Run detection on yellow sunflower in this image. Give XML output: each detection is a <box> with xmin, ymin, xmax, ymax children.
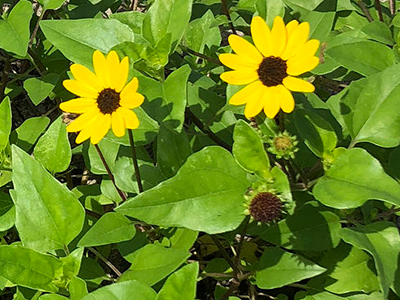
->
<box><xmin>60</xmin><ymin>50</ymin><xmax>144</xmax><ymax>144</ymax></box>
<box><xmin>219</xmin><ymin>16</ymin><xmax>320</xmax><ymax>119</ymax></box>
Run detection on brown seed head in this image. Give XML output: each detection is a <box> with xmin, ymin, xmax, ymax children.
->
<box><xmin>249</xmin><ymin>192</ymin><xmax>282</xmax><ymax>223</ymax></box>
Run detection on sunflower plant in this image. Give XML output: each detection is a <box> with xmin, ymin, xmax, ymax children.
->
<box><xmin>1</xmin><ymin>0</ymin><xmax>400</xmax><ymax>299</ymax></box>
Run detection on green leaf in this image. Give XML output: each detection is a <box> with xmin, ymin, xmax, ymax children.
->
<box><xmin>342</xmin><ymin>64</ymin><xmax>400</xmax><ymax>147</ymax></box>
<box><xmin>293</xmin><ymin>108</ymin><xmax>337</xmax><ymax>158</ymax></box>
<box><xmin>38</xmin><ymin>0</ymin><xmax>65</xmax><ymax>10</ymax></box>
<box><xmin>23</xmin><ymin>74</ymin><xmax>59</xmax><ymax>106</ymax></box>
<box><xmin>157</xmin><ymin>124</ymin><xmax>192</xmax><ymax>178</ymax></box>
<box><xmin>60</xmin><ymin>248</ymin><xmax>84</xmax><ymax>283</ymax></box>
<box><xmin>34</xmin><ymin>117</ymin><xmax>72</xmax><ymax>173</ymax></box>
<box><xmin>326</xmin><ymin>39</ymin><xmax>395</xmax><ymax>76</ymax></box>
<box><xmin>259</xmin><ymin>203</ymin><xmax>341</xmax><ymax>250</ymax></box>
<box><xmin>116</xmin><ymin>147</ymin><xmax>249</xmax><ymax>234</ymax></box>
<box><xmin>69</xmin><ymin>276</ymin><xmax>88</xmax><ymax>300</ymax></box>
<box><xmin>142</xmin><ymin>0</ymin><xmax>193</xmax><ymax>52</ymax></box>
<box><xmin>11</xmin><ymin>117</ymin><xmax>50</xmax><ymax>152</ymax></box>
<box><xmin>0</xmin><ymin>97</ymin><xmax>11</xmax><ymax>152</ymax></box>
<box><xmin>156</xmin><ymin>262</ymin><xmax>198</xmax><ymax>300</ymax></box>
<box><xmin>77</xmin><ymin>212</ymin><xmax>136</xmax><ymax>247</ymax></box>
<box><xmin>0</xmin><ymin>192</ymin><xmax>15</xmax><ymax>231</ymax></box>
<box><xmin>109</xmin><ymin>11</ymin><xmax>145</xmax><ymax>35</ymax></box>
<box><xmin>256</xmin><ymin>247</ymin><xmax>326</xmax><ymax>289</ymax></box>
<box><xmin>80</xmin><ymin>280</ymin><xmax>156</xmax><ymax>300</ymax></box>
<box><xmin>39</xmin><ymin>295</ymin><xmax>68</xmax><ymax>300</ymax></box>
<box><xmin>255</xmin><ymin>0</ymin><xmax>284</xmax><ymax>27</ymax></box>
<box><xmin>341</xmin><ymin>222</ymin><xmax>400</xmax><ymax>298</ymax></box>
<box><xmin>40</xmin><ymin>19</ymin><xmax>134</xmax><ymax>67</ymax></box>
<box><xmin>233</xmin><ymin>120</ymin><xmax>272</xmax><ymax>180</ymax></box>
<box><xmin>361</xmin><ymin>21</ymin><xmax>394</xmax><ymax>45</ymax></box>
<box><xmin>119</xmin><ymin>244</ymin><xmax>190</xmax><ymax>286</ymax></box>
<box><xmin>313</xmin><ymin>148</ymin><xmax>400</xmax><ymax>209</ymax></box>
<box><xmin>0</xmin><ymin>245</ymin><xmax>62</xmax><ymax>292</ymax></box>
<box><xmin>12</xmin><ymin>145</ymin><xmax>85</xmax><ymax>252</ymax></box>
<box><xmin>0</xmin><ymin>1</ymin><xmax>32</xmax><ymax>56</ymax></box>
<box><xmin>169</xmin><ymin>228</ymin><xmax>198</xmax><ymax>251</ymax></box>
<box><xmin>304</xmin><ymin>11</ymin><xmax>336</xmax><ymax>42</ymax></box>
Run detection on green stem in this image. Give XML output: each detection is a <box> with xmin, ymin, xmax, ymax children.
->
<box><xmin>211</xmin><ymin>235</ymin><xmax>241</xmax><ymax>279</ymax></box>
<box><xmin>89</xmin><ymin>247</ymin><xmax>122</xmax><ymax>277</ymax></box>
<box><xmin>128</xmin><ymin>129</ymin><xmax>143</xmax><ymax>193</ymax></box>
<box><xmin>94</xmin><ymin>144</ymin><xmax>127</xmax><ymax>202</ymax></box>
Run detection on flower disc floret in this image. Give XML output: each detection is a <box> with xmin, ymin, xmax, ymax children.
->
<box><xmin>59</xmin><ymin>50</ymin><xmax>144</xmax><ymax>144</ymax></box>
<box><xmin>219</xmin><ymin>16</ymin><xmax>320</xmax><ymax>119</ymax></box>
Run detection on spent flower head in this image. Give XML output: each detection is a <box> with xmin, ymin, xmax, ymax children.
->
<box><xmin>219</xmin><ymin>16</ymin><xmax>320</xmax><ymax>119</ymax></box>
<box><xmin>60</xmin><ymin>50</ymin><xmax>144</xmax><ymax>144</ymax></box>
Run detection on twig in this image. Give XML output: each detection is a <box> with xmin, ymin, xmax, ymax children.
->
<box><xmin>220</xmin><ymin>0</ymin><xmax>237</xmax><ymax>34</ymax></box>
<box><xmin>185</xmin><ymin>108</ymin><xmax>232</xmax><ymax>152</ymax></box>
<box><xmin>0</xmin><ymin>59</ymin><xmax>11</xmax><ymax>103</ymax></box>
<box><xmin>94</xmin><ymin>144</ymin><xmax>127</xmax><ymax>202</ymax></box>
<box><xmin>130</xmin><ymin>0</ymin><xmax>138</xmax><ymax>10</ymax></box>
<box><xmin>128</xmin><ymin>129</ymin><xmax>143</xmax><ymax>193</ymax></box>
<box><xmin>357</xmin><ymin>0</ymin><xmax>374</xmax><ymax>22</ymax></box>
<box><xmin>211</xmin><ymin>235</ymin><xmax>241</xmax><ymax>279</ymax></box>
<box><xmin>389</xmin><ymin>0</ymin><xmax>395</xmax><ymax>15</ymax></box>
<box><xmin>235</xmin><ymin>216</ymin><xmax>250</xmax><ymax>268</ymax></box>
<box><xmin>28</xmin><ymin>48</ymin><xmax>46</xmax><ymax>75</ymax></box>
<box><xmin>29</xmin><ymin>8</ymin><xmax>46</xmax><ymax>48</ymax></box>
<box><xmin>88</xmin><ymin>247</ymin><xmax>122</xmax><ymax>277</ymax></box>
<box><xmin>221</xmin><ymin>279</ymin><xmax>240</xmax><ymax>300</ymax></box>
<box><xmin>375</xmin><ymin>0</ymin><xmax>384</xmax><ymax>22</ymax></box>
<box><xmin>184</xmin><ymin>47</ymin><xmax>222</xmax><ymax>65</ymax></box>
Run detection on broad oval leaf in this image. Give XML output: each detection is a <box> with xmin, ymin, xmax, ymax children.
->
<box><xmin>40</xmin><ymin>19</ymin><xmax>134</xmax><ymax>67</ymax></box>
<box><xmin>313</xmin><ymin>148</ymin><xmax>400</xmax><ymax>209</ymax></box>
<box><xmin>116</xmin><ymin>146</ymin><xmax>249</xmax><ymax>234</ymax></box>
<box><xmin>119</xmin><ymin>244</ymin><xmax>190</xmax><ymax>286</ymax></box>
<box><xmin>0</xmin><ymin>245</ymin><xmax>62</xmax><ymax>292</ymax></box>
<box><xmin>80</xmin><ymin>280</ymin><xmax>156</xmax><ymax>300</ymax></box>
<box><xmin>12</xmin><ymin>145</ymin><xmax>85</xmax><ymax>252</ymax></box>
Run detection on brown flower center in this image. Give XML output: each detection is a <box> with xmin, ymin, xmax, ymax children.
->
<box><xmin>257</xmin><ymin>57</ymin><xmax>288</xmax><ymax>87</ymax></box>
<box><xmin>249</xmin><ymin>192</ymin><xmax>282</xmax><ymax>223</ymax></box>
<box><xmin>97</xmin><ymin>88</ymin><xmax>120</xmax><ymax>114</ymax></box>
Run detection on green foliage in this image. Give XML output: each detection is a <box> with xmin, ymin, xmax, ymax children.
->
<box><xmin>2</xmin><ymin>0</ymin><xmax>400</xmax><ymax>298</ymax></box>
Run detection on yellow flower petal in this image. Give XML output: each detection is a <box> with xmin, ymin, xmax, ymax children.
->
<box><xmin>229</xmin><ymin>80</ymin><xmax>264</xmax><ymax>105</ymax></box>
<box><xmin>286</xmin><ymin>20</ymin><xmax>299</xmax><ymax>37</ymax></box>
<box><xmin>111</xmin><ymin>108</ymin><xmax>125</xmax><ymax>137</ymax></box>
<box><xmin>116</xmin><ymin>57</ymin><xmax>129</xmax><ymax>93</ymax></box>
<box><xmin>70</xmin><ymin>64</ymin><xmax>103</xmax><ymax>93</ymax></box>
<box><xmin>93</xmin><ymin>50</ymin><xmax>110</xmax><ymax>88</ymax></box>
<box><xmin>121</xmin><ymin>108</ymin><xmax>140</xmax><ymax>129</ymax></box>
<box><xmin>59</xmin><ymin>98</ymin><xmax>97</xmax><ymax>114</ymax></box>
<box><xmin>120</xmin><ymin>92</ymin><xmax>144</xmax><ymax>109</ymax></box>
<box><xmin>270</xmin><ymin>16</ymin><xmax>287</xmax><ymax>57</ymax></box>
<box><xmin>219</xmin><ymin>53</ymin><xmax>259</xmax><ymax>70</ymax></box>
<box><xmin>228</xmin><ymin>35</ymin><xmax>263</xmax><ymax>65</ymax></box>
<box><xmin>107</xmin><ymin>51</ymin><xmax>121</xmax><ymax>91</ymax></box>
<box><xmin>276</xmin><ymin>84</ymin><xmax>295</xmax><ymax>113</ymax></box>
<box><xmin>292</xmin><ymin>39</ymin><xmax>320</xmax><ymax>58</ymax></box>
<box><xmin>120</xmin><ymin>77</ymin><xmax>140</xmax><ymax>103</ymax></box>
<box><xmin>63</xmin><ymin>80</ymin><xmax>99</xmax><ymax>99</ymax></box>
<box><xmin>286</xmin><ymin>56</ymin><xmax>319</xmax><ymax>76</ymax></box>
<box><xmin>90</xmin><ymin>113</ymin><xmax>111</xmax><ymax>144</ymax></box>
<box><xmin>250</xmin><ymin>16</ymin><xmax>272</xmax><ymax>57</ymax></box>
<box><xmin>282</xmin><ymin>76</ymin><xmax>315</xmax><ymax>92</ymax></box>
<box><xmin>220</xmin><ymin>70</ymin><xmax>259</xmax><ymax>85</ymax></box>
<box><xmin>75</xmin><ymin>117</ymin><xmax>98</xmax><ymax>144</ymax></box>
<box><xmin>244</xmin><ymin>85</ymin><xmax>265</xmax><ymax>118</ymax></box>
<box><xmin>66</xmin><ymin>107</ymin><xmax>100</xmax><ymax>132</ymax></box>
<box><xmin>262</xmin><ymin>86</ymin><xmax>280</xmax><ymax>119</ymax></box>
<box><xmin>281</xmin><ymin>22</ymin><xmax>310</xmax><ymax>60</ymax></box>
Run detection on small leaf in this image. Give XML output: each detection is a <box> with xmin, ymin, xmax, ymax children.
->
<box><xmin>69</xmin><ymin>276</ymin><xmax>88</xmax><ymax>300</ymax></box>
<box><xmin>233</xmin><ymin>120</ymin><xmax>272</xmax><ymax>180</ymax></box>
<box><xmin>11</xmin><ymin>117</ymin><xmax>50</xmax><ymax>152</ymax></box>
<box><xmin>0</xmin><ymin>1</ymin><xmax>32</xmax><ymax>56</ymax></box>
<box><xmin>0</xmin><ymin>245</ymin><xmax>62</xmax><ymax>292</ymax></box>
<box><xmin>119</xmin><ymin>244</ymin><xmax>190</xmax><ymax>286</ymax></box>
<box><xmin>80</xmin><ymin>280</ymin><xmax>156</xmax><ymax>300</ymax></box>
<box><xmin>116</xmin><ymin>147</ymin><xmax>249</xmax><ymax>234</ymax></box>
<box><xmin>156</xmin><ymin>263</ymin><xmax>199</xmax><ymax>300</ymax></box>
<box><xmin>256</xmin><ymin>247</ymin><xmax>326</xmax><ymax>289</ymax></box>
<box><xmin>34</xmin><ymin>117</ymin><xmax>72</xmax><ymax>173</ymax></box>
<box><xmin>12</xmin><ymin>145</ymin><xmax>85</xmax><ymax>252</ymax></box>
<box><xmin>313</xmin><ymin>148</ymin><xmax>400</xmax><ymax>209</ymax></box>
<box><xmin>23</xmin><ymin>74</ymin><xmax>59</xmax><ymax>106</ymax></box>
<box><xmin>77</xmin><ymin>212</ymin><xmax>136</xmax><ymax>247</ymax></box>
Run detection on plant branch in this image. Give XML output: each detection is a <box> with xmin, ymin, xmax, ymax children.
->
<box><xmin>183</xmin><ymin>47</ymin><xmax>222</xmax><ymax>65</ymax></box>
<box><xmin>235</xmin><ymin>216</ymin><xmax>250</xmax><ymax>268</ymax></box>
<box><xmin>357</xmin><ymin>0</ymin><xmax>374</xmax><ymax>22</ymax></box>
<box><xmin>94</xmin><ymin>144</ymin><xmax>127</xmax><ymax>202</ymax></box>
<box><xmin>220</xmin><ymin>0</ymin><xmax>237</xmax><ymax>34</ymax></box>
<box><xmin>29</xmin><ymin>8</ymin><xmax>46</xmax><ymax>48</ymax></box>
<box><xmin>128</xmin><ymin>129</ymin><xmax>143</xmax><ymax>193</ymax></box>
<box><xmin>389</xmin><ymin>0</ymin><xmax>395</xmax><ymax>15</ymax></box>
<box><xmin>28</xmin><ymin>48</ymin><xmax>46</xmax><ymax>75</ymax></box>
<box><xmin>185</xmin><ymin>108</ymin><xmax>232</xmax><ymax>151</ymax></box>
<box><xmin>211</xmin><ymin>235</ymin><xmax>241</xmax><ymax>279</ymax></box>
<box><xmin>375</xmin><ymin>0</ymin><xmax>384</xmax><ymax>22</ymax></box>
<box><xmin>89</xmin><ymin>247</ymin><xmax>122</xmax><ymax>277</ymax></box>
<box><xmin>0</xmin><ymin>59</ymin><xmax>11</xmax><ymax>103</ymax></box>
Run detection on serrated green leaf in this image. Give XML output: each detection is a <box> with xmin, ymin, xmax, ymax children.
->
<box><xmin>0</xmin><ymin>245</ymin><xmax>62</xmax><ymax>292</ymax></box>
<box><xmin>0</xmin><ymin>1</ymin><xmax>32</xmax><ymax>56</ymax></box>
<box><xmin>116</xmin><ymin>147</ymin><xmax>249</xmax><ymax>234</ymax></box>
<box><xmin>256</xmin><ymin>247</ymin><xmax>326</xmax><ymax>289</ymax></box>
<box><xmin>313</xmin><ymin>148</ymin><xmax>400</xmax><ymax>209</ymax></box>
<box><xmin>12</xmin><ymin>145</ymin><xmax>85</xmax><ymax>252</ymax></box>
<box><xmin>34</xmin><ymin>117</ymin><xmax>72</xmax><ymax>173</ymax></box>
<box><xmin>77</xmin><ymin>212</ymin><xmax>135</xmax><ymax>247</ymax></box>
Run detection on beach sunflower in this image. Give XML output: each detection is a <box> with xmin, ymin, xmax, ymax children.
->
<box><xmin>219</xmin><ymin>16</ymin><xmax>320</xmax><ymax>119</ymax></box>
<box><xmin>60</xmin><ymin>50</ymin><xmax>144</xmax><ymax>144</ymax></box>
